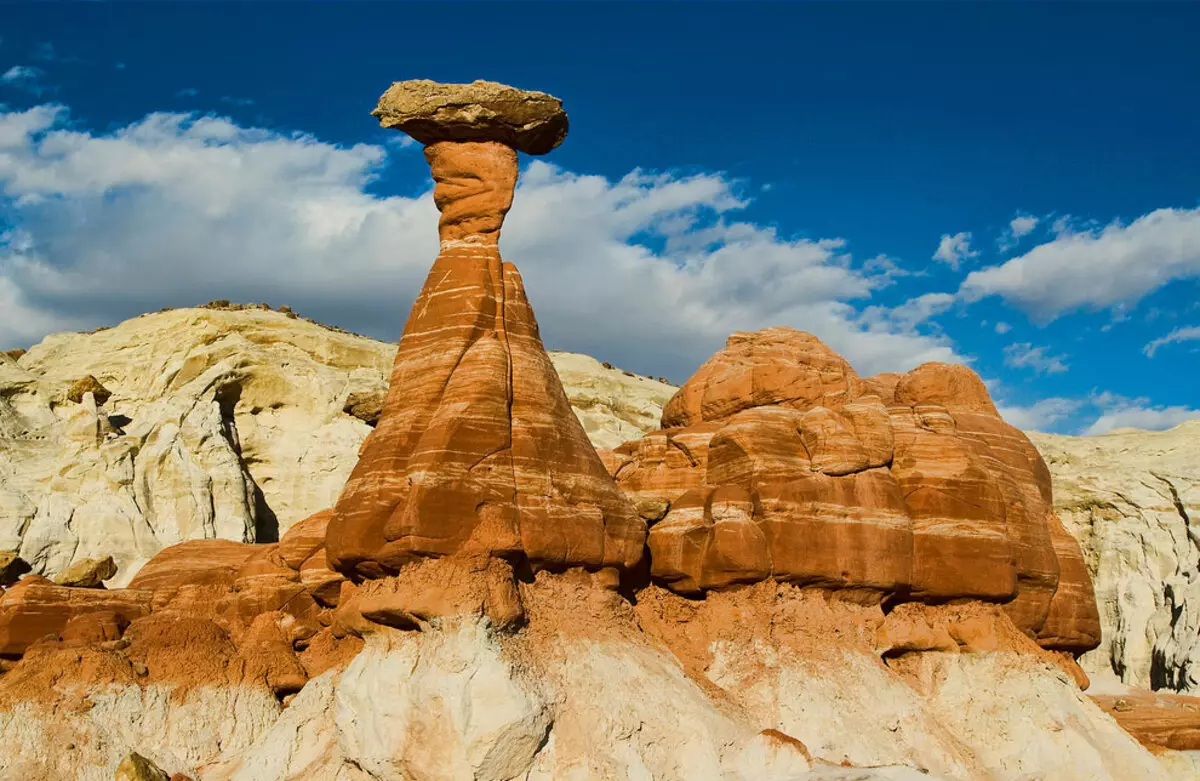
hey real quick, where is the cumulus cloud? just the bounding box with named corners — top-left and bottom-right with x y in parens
top-left (961, 207), bottom-right (1200, 320)
top-left (1144, 325), bottom-right (1200, 357)
top-left (996, 397), bottom-right (1082, 432)
top-left (932, 231), bottom-right (977, 270)
top-left (993, 321), bottom-right (1011, 334)
top-left (1009, 215), bottom-right (1038, 239)
top-left (1083, 391), bottom-right (1200, 435)
top-left (1002, 342), bottom-right (1069, 374)
top-left (0, 104), bottom-right (961, 382)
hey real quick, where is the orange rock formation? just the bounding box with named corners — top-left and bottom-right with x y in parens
top-left (607, 327), bottom-right (1101, 655)
top-left (326, 84), bottom-right (644, 582)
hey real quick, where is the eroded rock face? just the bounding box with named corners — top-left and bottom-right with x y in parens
top-left (327, 106), bottom-right (643, 581)
top-left (1030, 421), bottom-right (1200, 693)
top-left (0, 306), bottom-right (395, 585)
top-left (372, 80), bottom-right (568, 156)
top-left (611, 328), bottom-right (1100, 656)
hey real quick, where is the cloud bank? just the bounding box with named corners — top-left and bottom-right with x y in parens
top-left (0, 104), bottom-right (959, 382)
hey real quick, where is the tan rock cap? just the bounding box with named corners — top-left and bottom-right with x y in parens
top-left (372, 79), bottom-right (568, 155)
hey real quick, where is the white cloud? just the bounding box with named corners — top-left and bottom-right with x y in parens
top-left (1083, 391), bottom-right (1200, 435)
top-left (932, 231), bottom-right (977, 270)
top-left (859, 292), bottom-right (955, 332)
top-left (1144, 325), bottom-right (1200, 357)
top-left (997, 213), bottom-right (1040, 252)
top-left (996, 397), bottom-right (1082, 431)
top-left (0, 66), bottom-right (46, 94)
top-left (0, 104), bottom-right (962, 382)
top-left (1009, 215), bottom-right (1038, 239)
top-left (993, 321), bottom-right (1011, 334)
top-left (1002, 342), bottom-right (1069, 374)
top-left (961, 207), bottom-right (1200, 320)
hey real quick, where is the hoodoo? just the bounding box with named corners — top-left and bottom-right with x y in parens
top-left (326, 80), bottom-right (645, 588)
top-left (0, 78), bottom-right (1189, 781)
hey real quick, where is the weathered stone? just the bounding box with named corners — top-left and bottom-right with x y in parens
top-left (114, 751), bottom-right (169, 781)
top-left (1030, 420), bottom-right (1200, 692)
top-left (53, 555), bottom-right (117, 588)
top-left (373, 79), bottom-right (568, 155)
top-left (66, 374), bottom-right (112, 405)
top-left (342, 390), bottom-right (385, 426)
top-left (661, 327), bottom-right (865, 428)
top-left (327, 138), bottom-right (643, 581)
top-left (0, 576), bottom-right (152, 657)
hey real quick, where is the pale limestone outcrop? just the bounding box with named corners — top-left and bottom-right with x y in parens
top-left (0, 308), bottom-right (668, 585)
top-left (548, 350), bottom-right (676, 450)
top-left (1029, 420), bottom-right (1200, 693)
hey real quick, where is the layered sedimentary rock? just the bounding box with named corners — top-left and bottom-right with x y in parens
top-left (1030, 421), bottom-right (1200, 693)
top-left (1093, 690), bottom-right (1200, 752)
top-left (0, 305), bottom-right (395, 585)
top-left (327, 82), bottom-right (643, 580)
top-left (610, 327), bottom-right (1101, 656)
top-left (0, 305), bottom-right (665, 587)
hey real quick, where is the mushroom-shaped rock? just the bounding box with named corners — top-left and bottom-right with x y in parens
top-left (373, 79), bottom-right (568, 155)
top-left (326, 81), bottom-right (643, 585)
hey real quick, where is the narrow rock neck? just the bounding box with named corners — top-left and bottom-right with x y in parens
top-left (425, 140), bottom-right (519, 246)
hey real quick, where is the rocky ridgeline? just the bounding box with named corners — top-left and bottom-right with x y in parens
top-left (0, 80), bottom-right (1197, 781)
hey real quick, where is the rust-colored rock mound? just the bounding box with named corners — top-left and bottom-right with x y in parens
top-left (326, 82), bottom-right (644, 581)
top-left (608, 327), bottom-right (1100, 655)
top-left (0, 510), bottom-right (360, 696)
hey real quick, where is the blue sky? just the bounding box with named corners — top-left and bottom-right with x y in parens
top-left (1, 2), bottom-right (1198, 435)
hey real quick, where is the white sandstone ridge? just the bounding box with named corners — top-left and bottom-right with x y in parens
top-left (0, 305), bottom-right (674, 585)
top-left (1030, 421), bottom-right (1200, 694)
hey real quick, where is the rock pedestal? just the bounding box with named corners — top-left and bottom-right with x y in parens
top-left (326, 83), bottom-right (644, 581)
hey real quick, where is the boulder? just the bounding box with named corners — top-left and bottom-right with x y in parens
top-left (66, 374), bottom-right (112, 405)
top-left (114, 752), bottom-right (169, 781)
top-left (53, 555), bottom-right (118, 587)
top-left (372, 79), bottom-right (568, 155)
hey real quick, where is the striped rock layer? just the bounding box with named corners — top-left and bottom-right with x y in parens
top-left (326, 141), bottom-right (644, 580)
top-left (608, 327), bottom-right (1101, 654)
